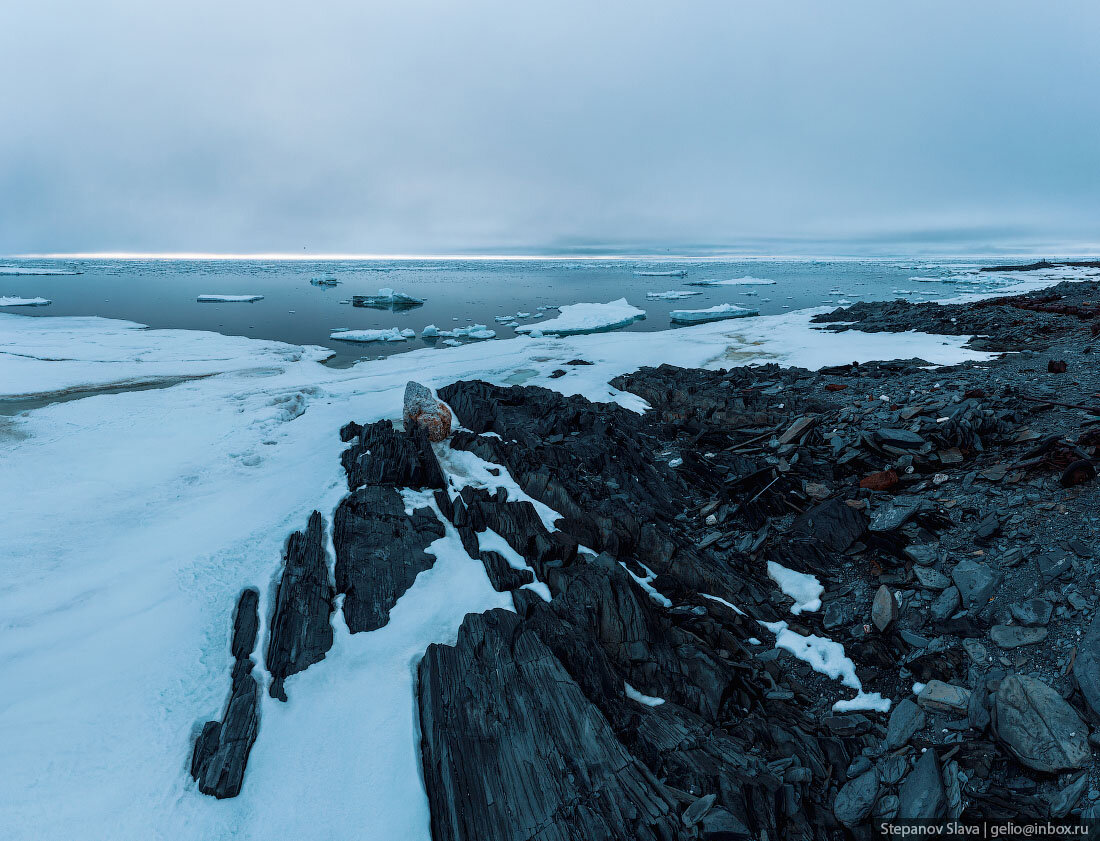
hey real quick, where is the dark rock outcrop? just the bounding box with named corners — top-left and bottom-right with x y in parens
top-left (334, 485), bottom-right (445, 632)
top-left (341, 420), bottom-right (446, 491)
top-left (418, 609), bottom-right (680, 841)
top-left (266, 511), bottom-right (335, 701)
top-left (191, 588), bottom-right (261, 799)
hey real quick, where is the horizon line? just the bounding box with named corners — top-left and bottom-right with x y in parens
top-left (6, 250), bottom-right (1099, 262)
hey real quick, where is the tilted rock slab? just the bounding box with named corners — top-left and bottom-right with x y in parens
top-left (418, 608), bottom-right (680, 841)
top-left (191, 588), bottom-right (261, 799)
top-left (266, 511), bottom-right (335, 701)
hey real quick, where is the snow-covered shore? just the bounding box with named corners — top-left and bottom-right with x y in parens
top-left (0, 302), bottom-right (1018, 841)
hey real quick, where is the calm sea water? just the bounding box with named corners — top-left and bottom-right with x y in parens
top-left (0, 256), bottom-right (1056, 364)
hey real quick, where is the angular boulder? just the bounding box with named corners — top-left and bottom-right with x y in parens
top-left (994, 674), bottom-right (1090, 773)
top-left (404, 380), bottom-right (452, 442)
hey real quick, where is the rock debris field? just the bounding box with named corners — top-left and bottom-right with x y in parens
top-left (192, 279), bottom-right (1100, 837)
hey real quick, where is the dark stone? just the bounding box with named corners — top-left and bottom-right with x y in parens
top-left (791, 499), bottom-right (866, 552)
top-left (886, 698), bottom-right (925, 749)
top-left (267, 511), bottom-right (335, 700)
top-left (191, 587), bottom-right (262, 799)
top-left (898, 748), bottom-right (946, 820)
top-left (1061, 459), bottom-right (1096, 488)
top-left (334, 486), bottom-right (445, 633)
top-left (1010, 599), bottom-right (1053, 627)
top-left (418, 609), bottom-right (679, 841)
top-left (1074, 612), bottom-right (1100, 720)
top-left (951, 559), bottom-right (999, 609)
top-left (341, 420), bottom-right (446, 491)
top-left (993, 674), bottom-right (1091, 773)
top-left (479, 550), bottom-right (535, 592)
top-left (833, 770), bottom-right (879, 827)
top-left (230, 588), bottom-right (259, 661)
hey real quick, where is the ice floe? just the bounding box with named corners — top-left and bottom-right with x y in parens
top-left (0, 296), bottom-right (52, 307)
top-left (350, 288), bottom-right (424, 309)
top-left (309, 277), bottom-right (340, 286)
top-left (329, 327), bottom-right (416, 343)
top-left (669, 304), bottom-right (759, 323)
top-left (633, 269), bottom-right (686, 277)
top-left (686, 276), bottom-right (776, 287)
top-left (196, 294), bottom-right (264, 303)
top-left (645, 290), bottom-right (702, 300)
top-left (515, 298), bottom-right (645, 336)
top-left (0, 266), bottom-right (81, 275)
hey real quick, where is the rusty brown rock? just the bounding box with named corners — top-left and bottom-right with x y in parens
top-left (403, 381), bottom-right (453, 442)
top-left (860, 469), bottom-right (899, 492)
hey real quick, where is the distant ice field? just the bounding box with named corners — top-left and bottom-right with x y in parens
top-left (2, 255), bottom-right (1092, 365)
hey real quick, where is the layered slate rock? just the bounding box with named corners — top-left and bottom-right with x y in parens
top-left (341, 420), bottom-right (446, 491)
top-left (334, 485), bottom-right (445, 632)
top-left (418, 609), bottom-right (680, 841)
top-left (266, 511), bottom-right (335, 701)
top-left (191, 588), bottom-right (261, 799)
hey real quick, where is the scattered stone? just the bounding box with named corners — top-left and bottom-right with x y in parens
top-left (871, 585), bottom-right (899, 632)
top-left (913, 565), bottom-right (950, 590)
top-left (951, 559), bottom-right (999, 609)
top-left (917, 680), bottom-right (971, 713)
top-left (962, 638), bottom-right (990, 665)
top-left (874, 428), bottom-right (926, 449)
top-left (1050, 774), bottom-right (1089, 818)
top-left (898, 748), bottom-right (946, 820)
top-left (791, 498), bottom-right (866, 551)
top-left (869, 497), bottom-right (922, 533)
top-left (930, 586), bottom-right (962, 622)
top-left (860, 470), bottom-right (899, 491)
top-left (833, 770), bottom-right (880, 827)
top-left (1073, 612), bottom-right (1100, 720)
top-left (1048, 360), bottom-right (1068, 374)
top-left (886, 698), bottom-right (925, 749)
top-left (1010, 599), bottom-right (1053, 627)
top-left (994, 674), bottom-right (1091, 773)
top-left (990, 625), bottom-right (1048, 648)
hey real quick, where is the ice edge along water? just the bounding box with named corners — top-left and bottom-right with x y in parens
top-left (3, 272), bottom-right (1074, 840)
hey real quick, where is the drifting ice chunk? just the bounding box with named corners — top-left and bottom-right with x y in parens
top-left (421, 324), bottom-right (440, 338)
top-left (351, 288), bottom-right (424, 309)
top-left (0, 266), bottom-right (80, 275)
top-left (0, 296), bottom-right (52, 307)
top-left (645, 290), bottom-right (702, 300)
top-left (329, 327), bottom-right (414, 343)
top-left (633, 269), bottom-right (687, 277)
top-left (685, 276), bottom-right (776, 287)
top-left (515, 298), bottom-right (645, 336)
top-left (435, 324), bottom-right (496, 340)
top-left (309, 277), bottom-right (340, 286)
top-left (196, 294), bottom-right (264, 303)
top-left (669, 304), bottom-right (759, 324)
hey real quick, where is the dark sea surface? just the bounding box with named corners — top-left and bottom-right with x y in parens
top-left (0, 256), bottom-right (1070, 364)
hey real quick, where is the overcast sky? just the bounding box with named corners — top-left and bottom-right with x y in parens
top-left (3, 0), bottom-right (1099, 255)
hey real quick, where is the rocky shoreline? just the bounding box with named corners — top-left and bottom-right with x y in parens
top-left (192, 279), bottom-right (1100, 836)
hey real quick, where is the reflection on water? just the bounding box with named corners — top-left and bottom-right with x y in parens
top-left (0, 257), bottom-right (1039, 365)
